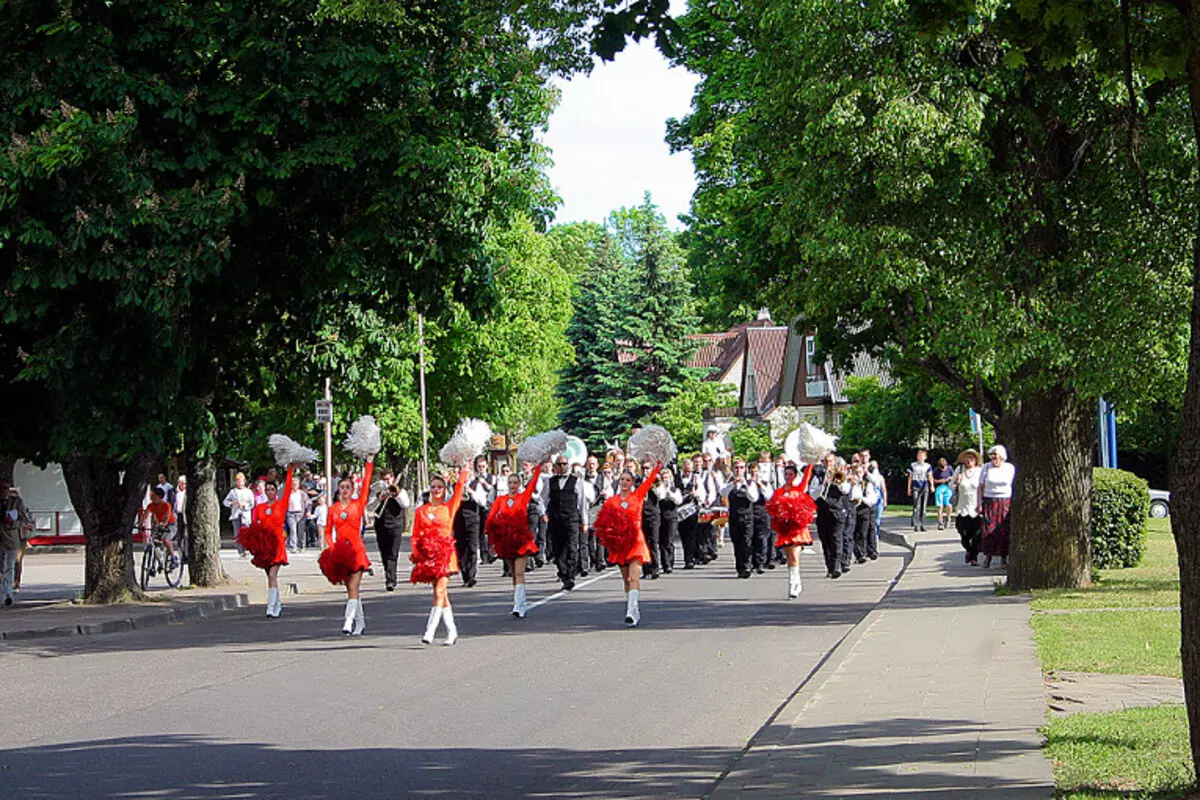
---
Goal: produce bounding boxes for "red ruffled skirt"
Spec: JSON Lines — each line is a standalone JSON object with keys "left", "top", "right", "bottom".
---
{"left": 768, "top": 491, "right": 817, "bottom": 547}
{"left": 595, "top": 504, "right": 650, "bottom": 566}
{"left": 486, "top": 512, "right": 538, "bottom": 561}
{"left": 318, "top": 535, "right": 370, "bottom": 585}
{"left": 410, "top": 531, "right": 459, "bottom": 584}
{"left": 240, "top": 520, "right": 288, "bottom": 571}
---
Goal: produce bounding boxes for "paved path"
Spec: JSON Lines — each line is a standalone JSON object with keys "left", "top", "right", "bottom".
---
{"left": 711, "top": 532, "right": 1054, "bottom": 799}
{"left": 1046, "top": 670, "right": 1184, "bottom": 716}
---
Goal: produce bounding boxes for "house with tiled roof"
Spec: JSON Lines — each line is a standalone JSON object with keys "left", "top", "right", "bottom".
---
{"left": 691, "top": 310, "right": 890, "bottom": 432}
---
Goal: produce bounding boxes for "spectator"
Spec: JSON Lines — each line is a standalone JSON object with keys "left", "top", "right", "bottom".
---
{"left": 286, "top": 475, "right": 311, "bottom": 553}
{"left": 866, "top": 460, "right": 887, "bottom": 535}
{"left": 253, "top": 479, "right": 268, "bottom": 507}
{"left": 174, "top": 476, "right": 188, "bottom": 552}
{"left": 1, "top": 478, "right": 33, "bottom": 604}
{"left": 931, "top": 457, "right": 955, "bottom": 530}
{"left": 702, "top": 427, "right": 730, "bottom": 461}
{"left": 141, "top": 485, "right": 179, "bottom": 566}
{"left": 223, "top": 472, "right": 255, "bottom": 557}
{"left": 954, "top": 450, "right": 983, "bottom": 565}
{"left": 977, "top": 445, "right": 1016, "bottom": 569}
{"left": 907, "top": 449, "right": 933, "bottom": 532}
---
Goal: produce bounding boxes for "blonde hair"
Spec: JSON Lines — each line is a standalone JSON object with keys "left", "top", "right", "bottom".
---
{"left": 234, "top": 472, "right": 245, "bottom": 482}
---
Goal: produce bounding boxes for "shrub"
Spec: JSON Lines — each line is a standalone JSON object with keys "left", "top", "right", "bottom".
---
{"left": 1091, "top": 468, "right": 1150, "bottom": 569}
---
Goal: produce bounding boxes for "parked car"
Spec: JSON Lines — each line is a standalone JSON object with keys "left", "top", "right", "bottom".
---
{"left": 1149, "top": 489, "right": 1171, "bottom": 519}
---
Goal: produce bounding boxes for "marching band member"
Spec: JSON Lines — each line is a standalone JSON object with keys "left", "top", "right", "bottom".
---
{"left": 640, "top": 459, "right": 662, "bottom": 580}
{"left": 455, "top": 456, "right": 495, "bottom": 588}
{"left": 411, "top": 468, "right": 470, "bottom": 644}
{"left": 485, "top": 465, "right": 543, "bottom": 617}
{"left": 239, "top": 464, "right": 296, "bottom": 618}
{"left": 594, "top": 462, "right": 661, "bottom": 627}
{"left": 656, "top": 468, "right": 683, "bottom": 574}
{"left": 677, "top": 458, "right": 702, "bottom": 569}
{"left": 721, "top": 459, "right": 759, "bottom": 579}
{"left": 749, "top": 461, "right": 774, "bottom": 572}
{"left": 767, "top": 463, "right": 817, "bottom": 598}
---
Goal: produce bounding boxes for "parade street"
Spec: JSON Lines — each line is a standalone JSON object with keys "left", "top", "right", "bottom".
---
{"left": 0, "top": 529, "right": 1052, "bottom": 799}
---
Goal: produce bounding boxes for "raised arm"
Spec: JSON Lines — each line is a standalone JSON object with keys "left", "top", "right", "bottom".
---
{"left": 447, "top": 467, "right": 470, "bottom": 519}
{"left": 519, "top": 465, "right": 544, "bottom": 505}
{"left": 798, "top": 464, "right": 815, "bottom": 493}
{"left": 353, "top": 458, "right": 375, "bottom": 516}
{"left": 634, "top": 464, "right": 662, "bottom": 503}
{"left": 274, "top": 465, "right": 295, "bottom": 517}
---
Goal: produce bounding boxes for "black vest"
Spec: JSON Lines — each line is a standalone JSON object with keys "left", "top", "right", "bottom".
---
{"left": 547, "top": 475, "right": 580, "bottom": 521}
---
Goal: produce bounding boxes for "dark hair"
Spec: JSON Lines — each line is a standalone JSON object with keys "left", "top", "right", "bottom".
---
{"left": 785, "top": 464, "right": 799, "bottom": 476}
{"left": 474, "top": 456, "right": 488, "bottom": 468}
{"left": 150, "top": 486, "right": 165, "bottom": 499}
{"left": 429, "top": 473, "right": 446, "bottom": 486}
{"left": 266, "top": 480, "right": 278, "bottom": 489}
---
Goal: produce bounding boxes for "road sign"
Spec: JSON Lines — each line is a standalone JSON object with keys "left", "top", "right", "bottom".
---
{"left": 968, "top": 408, "right": 981, "bottom": 435}
{"left": 315, "top": 399, "right": 333, "bottom": 424}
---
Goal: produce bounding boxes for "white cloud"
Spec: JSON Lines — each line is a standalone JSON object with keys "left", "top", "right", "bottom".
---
{"left": 542, "top": 37, "right": 699, "bottom": 229}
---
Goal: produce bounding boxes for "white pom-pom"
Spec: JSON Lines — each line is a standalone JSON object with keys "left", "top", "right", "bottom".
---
{"left": 516, "top": 430, "right": 568, "bottom": 466}
{"left": 438, "top": 418, "right": 493, "bottom": 467}
{"left": 797, "top": 422, "right": 838, "bottom": 464}
{"left": 628, "top": 424, "right": 677, "bottom": 465}
{"left": 268, "top": 434, "right": 320, "bottom": 467}
{"left": 343, "top": 415, "right": 382, "bottom": 460}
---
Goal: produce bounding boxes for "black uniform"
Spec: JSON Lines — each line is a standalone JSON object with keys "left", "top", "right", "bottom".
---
{"left": 853, "top": 490, "right": 878, "bottom": 562}
{"left": 546, "top": 474, "right": 583, "bottom": 587}
{"left": 697, "top": 470, "right": 720, "bottom": 563}
{"left": 454, "top": 475, "right": 493, "bottom": 588}
{"left": 658, "top": 486, "right": 679, "bottom": 573}
{"left": 751, "top": 481, "right": 773, "bottom": 572}
{"left": 838, "top": 484, "right": 856, "bottom": 573}
{"left": 373, "top": 493, "right": 408, "bottom": 590}
{"left": 816, "top": 480, "right": 849, "bottom": 577}
{"left": 677, "top": 472, "right": 701, "bottom": 568}
{"left": 725, "top": 481, "right": 756, "bottom": 578}
{"left": 641, "top": 483, "right": 662, "bottom": 579}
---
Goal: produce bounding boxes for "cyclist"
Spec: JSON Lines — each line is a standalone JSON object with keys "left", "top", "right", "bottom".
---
{"left": 142, "top": 486, "right": 179, "bottom": 568}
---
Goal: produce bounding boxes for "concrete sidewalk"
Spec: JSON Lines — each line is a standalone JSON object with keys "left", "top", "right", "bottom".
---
{"left": 712, "top": 529, "right": 1053, "bottom": 799}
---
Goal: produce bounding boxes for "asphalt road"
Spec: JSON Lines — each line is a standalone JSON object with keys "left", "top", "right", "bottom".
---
{"left": 0, "top": 542, "right": 908, "bottom": 799}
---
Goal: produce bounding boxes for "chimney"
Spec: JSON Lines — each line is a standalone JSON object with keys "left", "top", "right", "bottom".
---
{"left": 756, "top": 307, "right": 772, "bottom": 323}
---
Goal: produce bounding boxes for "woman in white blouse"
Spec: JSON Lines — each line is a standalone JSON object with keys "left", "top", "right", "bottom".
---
{"left": 953, "top": 450, "right": 983, "bottom": 565}
{"left": 222, "top": 472, "right": 255, "bottom": 558}
{"left": 976, "top": 445, "right": 1016, "bottom": 569}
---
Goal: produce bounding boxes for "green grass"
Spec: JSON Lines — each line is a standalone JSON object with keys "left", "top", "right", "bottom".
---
{"left": 882, "top": 503, "right": 913, "bottom": 519}
{"left": 1043, "top": 705, "right": 1193, "bottom": 799}
{"left": 1033, "top": 609, "right": 1181, "bottom": 678}
{"left": 1034, "top": 519, "right": 1180, "bottom": 611}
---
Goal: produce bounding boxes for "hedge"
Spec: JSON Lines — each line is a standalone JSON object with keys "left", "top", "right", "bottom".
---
{"left": 1091, "top": 468, "right": 1150, "bottom": 569}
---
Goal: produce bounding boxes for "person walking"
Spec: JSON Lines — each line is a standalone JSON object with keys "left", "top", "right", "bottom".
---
{"left": 485, "top": 465, "right": 542, "bottom": 617}
{"left": 411, "top": 468, "right": 470, "bottom": 644}
{"left": 932, "top": 457, "right": 955, "bottom": 531}
{"left": 907, "top": 449, "right": 933, "bottom": 532}
{"left": 767, "top": 463, "right": 817, "bottom": 598}
{"left": 851, "top": 463, "right": 880, "bottom": 564}
{"left": 285, "top": 472, "right": 310, "bottom": 554}
{"left": 867, "top": 460, "right": 887, "bottom": 536}
{"left": 954, "top": 449, "right": 984, "bottom": 565}
{"left": 749, "top": 461, "right": 774, "bottom": 572}
{"left": 656, "top": 468, "right": 682, "bottom": 574}
{"left": 0, "top": 478, "right": 32, "bottom": 606}
{"left": 455, "top": 456, "right": 495, "bottom": 588}
{"left": 978, "top": 445, "right": 1016, "bottom": 569}
{"left": 240, "top": 463, "right": 300, "bottom": 618}
{"left": 721, "top": 459, "right": 758, "bottom": 579}
{"left": 594, "top": 462, "right": 662, "bottom": 627}
{"left": 640, "top": 459, "right": 663, "bottom": 580}
{"left": 676, "top": 458, "right": 702, "bottom": 569}
{"left": 374, "top": 483, "right": 411, "bottom": 591}
{"left": 223, "top": 473, "right": 254, "bottom": 557}
{"left": 546, "top": 454, "right": 586, "bottom": 590}
{"left": 815, "top": 461, "right": 849, "bottom": 578}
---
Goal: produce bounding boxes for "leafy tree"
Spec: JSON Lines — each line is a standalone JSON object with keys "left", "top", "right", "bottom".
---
{"left": 653, "top": 378, "right": 736, "bottom": 454}
{"left": 0, "top": 0, "right": 576, "bottom": 600}
{"left": 669, "top": 0, "right": 1192, "bottom": 592}
{"left": 838, "top": 374, "right": 985, "bottom": 455}
{"left": 728, "top": 421, "right": 774, "bottom": 463}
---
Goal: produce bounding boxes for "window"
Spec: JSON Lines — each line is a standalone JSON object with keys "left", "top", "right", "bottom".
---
{"left": 804, "top": 336, "right": 816, "bottom": 377}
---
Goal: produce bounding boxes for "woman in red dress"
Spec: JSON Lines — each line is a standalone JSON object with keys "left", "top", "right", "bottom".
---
{"left": 318, "top": 455, "right": 374, "bottom": 635}
{"left": 594, "top": 462, "right": 661, "bottom": 627}
{"left": 239, "top": 464, "right": 296, "bottom": 618}
{"left": 767, "top": 463, "right": 818, "bottom": 599}
{"left": 411, "top": 468, "right": 470, "bottom": 645}
{"left": 484, "top": 465, "right": 543, "bottom": 618}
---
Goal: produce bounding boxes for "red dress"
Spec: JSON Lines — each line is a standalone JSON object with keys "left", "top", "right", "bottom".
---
{"left": 240, "top": 466, "right": 294, "bottom": 570}
{"left": 767, "top": 465, "right": 817, "bottom": 547}
{"left": 318, "top": 459, "right": 374, "bottom": 585}
{"left": 484, "top": 465, "right": 542, "bottom": 561}
{"left": 595, "top": 465, "right": 659, "bottom": 566}
{"left": 409, "top": 469, "right": 469, "bottom": 584}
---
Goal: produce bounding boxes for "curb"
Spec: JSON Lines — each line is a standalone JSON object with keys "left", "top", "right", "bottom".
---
{"left": 709, "top": 527, "right": 921, "bottom": 798}
{"left": 1, "top": 593, "right": 250, "bottom": 642}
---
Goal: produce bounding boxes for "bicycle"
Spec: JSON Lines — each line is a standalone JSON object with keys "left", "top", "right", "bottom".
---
{"left": 140, "top": 524, "right": 185, "bottom": 590}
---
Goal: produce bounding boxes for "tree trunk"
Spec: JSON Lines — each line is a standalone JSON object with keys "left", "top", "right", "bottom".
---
{"left": 1172, "top": 3, "right": 1200, "bottom": 776}
{"left": 186, "top": 452, "right": 227, "bottom": 587}
{"left": 62, "top": 452, "right": 156, "bottom": 603}
{"left": 1000, "top": 387, "right": 1093, "bottom": 590}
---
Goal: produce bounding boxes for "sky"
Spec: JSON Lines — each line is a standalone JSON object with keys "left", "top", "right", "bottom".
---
{"left": 541, "top": 35, "right": 699, "bottom": 230}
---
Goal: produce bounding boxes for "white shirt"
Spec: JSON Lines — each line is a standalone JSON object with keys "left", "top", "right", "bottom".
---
{"left": 955, "top": 466, "right": 982, "bottom": 516}
{"left": 981, "top": 462, "right": 1016, "bottom": 499}
{"left": 174, "top": 489, "right": 187, "bottom": 514}
{"left": 314, "top": 505, "right": 328, "bottom": 529}
{"left": 288, "top": 488, "right": 306, "bottom": 513}
{"left": 702, "top": 436, "right": 729, "bottom": 459}
{"left": 223, "top": 487, "right": 255, "bottom": 524}
{"left": 909, "top": 462, "right": 933, "bottom": 484}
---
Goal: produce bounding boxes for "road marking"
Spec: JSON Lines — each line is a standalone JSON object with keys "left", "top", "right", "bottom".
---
{"left": 528, "top": 569, "right": 617, "bottom": 610}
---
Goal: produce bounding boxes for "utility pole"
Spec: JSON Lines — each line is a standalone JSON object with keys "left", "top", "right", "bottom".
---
{"left": 418, "top": 313, "right": 430, "bottom": 494}
{"left": 323, "top": 377, "right": 333, "bottom": 549}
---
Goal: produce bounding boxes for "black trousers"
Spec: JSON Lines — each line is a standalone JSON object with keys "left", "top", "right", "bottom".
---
{"left": 376, "top": 523, "right": 404, "bottom": 588}
{"left": 641, "top": 512, "right": 661, "bottom": 576}
{"left": 729, "top": 514, "right": 754, "bottom": 576}
{"left": 547, "top": 513, "right": 581, "bottom": 583}
{"left": 588, "top": 526, "right": 607, "bottom": 570}
{"left": 751, "top": 506, "right": 771, "bottom": 570}
{"left": 678, "top": 514, "right": 699, "bottom": 566}
{"left": 852, "top": 508, "right": 878, "bottom": 561}
{"left": 533, "top": 511, "right": 548, "bottom": 564}
{"left": 660, "top": 515, "right": 677, "bottom": 571}
{"left": 816, "top": 509, "right": 844, "bottom": 574}
{"left": 575, "top": 519, "right": 590, "bottom": 575}
{"left": 957, "top": 514, "right": 982, "bottom": 561}
{"left": 698, "top": 521, "right": 718, "bottom": 561}
{"left": 838, "top": 505, "right": 856, "bottom": 571}
{"left": 455, "top": 503, "right": 483, "bottom": 585}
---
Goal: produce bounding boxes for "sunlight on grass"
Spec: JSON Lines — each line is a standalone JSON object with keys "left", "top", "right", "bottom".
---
{"left": 1034, "top": 610, "right": 1181, "bottom": 678}
{"left": 1035, "top": 519, "right": 1179, "bottom": 611}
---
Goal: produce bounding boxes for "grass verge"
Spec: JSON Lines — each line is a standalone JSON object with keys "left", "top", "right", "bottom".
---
{"left": 1043, "top": 705, "right": 1193, "bottom": 799}
{"left": 1033, "top": 610, "right": 1181, "bottom": 678}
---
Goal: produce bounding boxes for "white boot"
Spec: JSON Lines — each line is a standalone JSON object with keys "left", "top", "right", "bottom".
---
{"left": 266, "top": 587, "right": 280, "bottom": 617}
{"left": 342, "top": 599, "right": 357, "bottom": 634}
{"left": 352, "top": 598, "right": 365, "bottom": 636}
{"left": 788, "top": 565, "right": 802, "bottom": 599}
{"left": 625, "top": 589, "right": 640, "bottom": 627}
{"left": 512, "top": 584, "right": 528, "bottom": 618}
{"left": 422, "top": 606, "right": 443, "bottom": 644}
{"left": 442, "top": 605, "right": 458, "bottom": 646}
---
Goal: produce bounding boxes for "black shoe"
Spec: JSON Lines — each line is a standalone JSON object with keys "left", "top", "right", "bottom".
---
{"left": 684, "top": 563, "right": 695, "bottom": 570}
{"left": 826, "top": 571, "right": 834, "bottom": 578}
{"left": 534, "top": 557, "right": 545, "bottom": 568}
{"left": 869, "top": 554, "right": 878, "bottom": 560}
{"left": 856, "top": 557, "right": 867, "bottom": 565}
{"left": 662, "top": 568, "right": 673, "bottom": 574}
{"left": 3, "top": 596, "right": 11, "bottom": 606}
{"left": 563, "top": 579, "right": 575, "bottom": 591}
{"left": 765, "top": 562, "right": 776, "bottom": 570}
{"left": 831, "top": 570, "right": 842, "bottom": 579}
{"left": 466, "top": 579, "right": 478, "bottom": 588}
{"left": 385, "top": 583, "right": 396, "bottom": 592}
{"left": 754, "top": 567, "right": 764, "bottom": 575}
{"left": 737, "top": 571, "right": 751, "bottom": 579}
{"left": 920, "top": 527, "right": 927, "bottom": 532}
